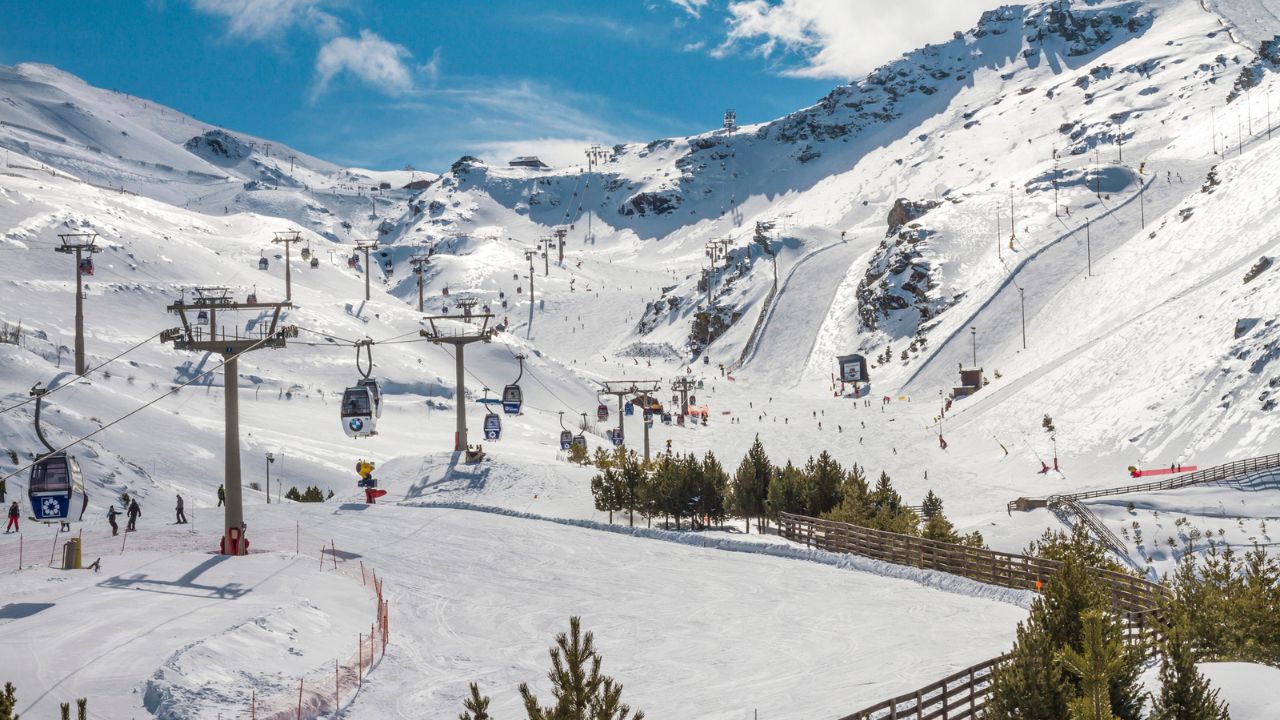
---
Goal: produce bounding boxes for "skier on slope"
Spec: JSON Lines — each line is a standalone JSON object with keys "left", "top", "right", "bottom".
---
{"left": 126, "top": 498, "right": 141, "bottom": 532}
{"left": 107, "top": 505, "right": 119, "bottom": 536}
{"left": 5, "top": 501, "right": 18, "bottom": 533}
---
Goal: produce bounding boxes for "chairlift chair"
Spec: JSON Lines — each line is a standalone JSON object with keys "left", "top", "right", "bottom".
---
{"left": 483, "top": 409, "right": 502, "bottom": 441}
{"left": 558, "top": 412, "right": 572, "bottom": 450}
{"left": 78, "top": 258, "right": 95, "bottom": 276}
{"left": 300, "top": 246, "right": 312, "bottom": 261}
{"left": 258, "top": 257, "right": 269, "bottom": 271}
{"left": 341, "top": 342, "right": 381, "bottom": 438}
{"left": 310, "top": 257, "right": 320, "bottom": 269}
{"left": 348, "top": 254, "right": 359, "bottom": 269}
{"left": 26, "top": 384, "right": 88, "bottom": 525}
{"left": 340, "top": 385, "right": 377, "bottom": 438}
{"left": 596, "top": 403, "right": 609, "bottom": 421}
{"left": 502, "top": 355, "right": 525, "bottom": 415}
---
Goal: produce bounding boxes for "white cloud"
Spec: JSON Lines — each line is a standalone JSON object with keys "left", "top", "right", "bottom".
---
{"left": 717, "top": 0, "right": 999, "bottom": 79}
{"left": 189, "top": 0, "right": 340, "bottom": 40}
{"left": 669, "top": 0, "right": 710, "bottom": 18}
{"left": 313, "top": 30, "right": 416, "bottom": 99}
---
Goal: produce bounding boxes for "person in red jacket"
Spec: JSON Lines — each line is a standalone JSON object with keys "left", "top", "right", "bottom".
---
{"left": 5, "top": 501, "right": 19, "bottom": 533}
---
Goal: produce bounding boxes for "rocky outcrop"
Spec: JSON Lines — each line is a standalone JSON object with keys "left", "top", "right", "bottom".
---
{"left": 858, "top": 210, "right": 957, "bottom": 334}
{"left": 1229, "top": 36, "right": 1280, "bottom": 103}
{"left": 886, "top": 198, "right": 941, "bottom": 237}
{"left": 183, "top": 130, "right": 250, "bottom": 162}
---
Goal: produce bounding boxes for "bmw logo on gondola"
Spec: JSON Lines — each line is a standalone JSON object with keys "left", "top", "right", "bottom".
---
{"left": 349, "top": 418, "right": 365, "bottom": 432}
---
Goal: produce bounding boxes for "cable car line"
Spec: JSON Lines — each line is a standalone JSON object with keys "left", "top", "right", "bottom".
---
{"left": 0, "top": 330, "right": 164, "bottom": 415}
{"left": 0, "top": 334, "right": 274, "bottom": 485}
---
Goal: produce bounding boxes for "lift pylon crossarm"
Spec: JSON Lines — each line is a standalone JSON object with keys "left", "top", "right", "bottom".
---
{"left": 158, "top": 296, "right": 294, "bottom": 557}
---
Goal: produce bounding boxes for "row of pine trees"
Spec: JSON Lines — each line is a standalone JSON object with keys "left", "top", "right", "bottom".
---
{"left": 589, "top": 436, "right": 983, "bottom": 546}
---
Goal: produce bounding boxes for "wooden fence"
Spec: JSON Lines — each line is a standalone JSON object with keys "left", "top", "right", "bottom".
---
{"left": 837, "top": 655, "right": 1005, "bottom": 720}
{"left": 778, "top": 513, "right": 1164, "bottom": 615}
{"left": 778, "top": 512, "right": 1166, "bottom": 720}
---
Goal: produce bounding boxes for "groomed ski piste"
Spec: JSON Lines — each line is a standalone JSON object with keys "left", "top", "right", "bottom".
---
{"left": 3, "top": 0, "right": 1280, "bottom": 716}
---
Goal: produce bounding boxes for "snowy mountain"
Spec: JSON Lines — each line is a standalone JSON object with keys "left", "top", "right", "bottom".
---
{"left": 2, "top": 0, "right": 1280, "bottom": 716}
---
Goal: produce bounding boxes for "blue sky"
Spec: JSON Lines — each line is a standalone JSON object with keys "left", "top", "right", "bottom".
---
{"left": 2, "top": 0, "right": 998, "bottom": 170}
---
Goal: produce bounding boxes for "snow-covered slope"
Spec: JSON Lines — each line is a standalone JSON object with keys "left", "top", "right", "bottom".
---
{"left": 4, "top": 0, "right": 1280, "bottom": 716}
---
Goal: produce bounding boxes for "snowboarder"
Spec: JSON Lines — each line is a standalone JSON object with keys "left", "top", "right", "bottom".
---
{"left": 126, "top": 499, "right": 141, "bottom": 532}
{"left": 5, "top": 501, "right": 18, "bottom": 533}
{"left": 175, "top": 494, "right": 187, "bottom": 524}
{"left": 107, "top": 505, "right": 119, "bottom": 536}
{"left": 217, "top": 484, "right": 225, "bottom": 507}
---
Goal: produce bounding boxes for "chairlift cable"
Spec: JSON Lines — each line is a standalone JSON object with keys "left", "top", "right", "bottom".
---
{"left": 0, "top": 330, "right": 164, "bottom": 415}
{"left": 0, "top": 335, "right": 274, "bottom": 485}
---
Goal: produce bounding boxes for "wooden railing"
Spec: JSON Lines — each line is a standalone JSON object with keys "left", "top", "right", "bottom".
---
{"left": 838, "top": 655, "right": 1005, "bottom": 720}
{"left": 779, "top": 512, "right": 1166, "bottom": 720}
{"left": 778, "top": 513, "right": 1164, "bottom": 615}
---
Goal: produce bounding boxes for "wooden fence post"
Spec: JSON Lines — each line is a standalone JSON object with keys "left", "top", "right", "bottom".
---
{"left": 296, "top": 678, "right": 303, "bottom": 720}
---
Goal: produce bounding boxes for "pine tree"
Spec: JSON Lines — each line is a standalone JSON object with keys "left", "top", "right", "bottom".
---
{"left": 567, "top": 441, "right": 590, "bottom": 466}
{"left": 1058, "top": 610, "right": 1125, "bottom": 720}
{"left": 920, "top": 489, "right": 943, "bottom": 519}
{"left": 803, "top": 451, "right": 844, "bottom": 516}
{"left": 459, "top": 682, "right": 492, "bottom": 720}
{"left": 730, "top": 436, "right": 771, "bottom": 533}
{"left": 921, "top": 512, "right": 961, "bottom": 543}
{"left": 76, "top": 699, "right": 85, "bottom": 720}
{"left": 695, "top": 451, "right": 728, "bottom": 529}
{"left": 617, "top": 450, "right": 647, "bottom": 528}
{"left": 823, "top": 465, "right": 870, "bottom": 525}
{"left": 1149, "top": 616, "right": 1229, "bottom": 720}
{"left": 519, "top": 617, "right": 643, "bottom": 720}
{"left": 590, "top": 466, "right": 624, "bottom": 524}
{"left": 766, "top": 461, "right": 806, "bottom": 520}
{"left": 0, "top": 682, "right": 16, "bottom": 720}
{"left": 986, "top": 555, "right": 1146, "bottom": 720}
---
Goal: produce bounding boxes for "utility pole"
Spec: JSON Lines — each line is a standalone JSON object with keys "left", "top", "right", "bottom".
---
{"left": 524, "top": 248, "right": 538, "bottom": 305}
{"left": 671, "top": 377, "right": 696, "bottom": 416}
{"left": 265, "top": 452, "right": 274, "bottom": 504}
{"left": 410, "top": 255, "right": 430, "bottom": 312}
{"left": 1085, "top": 216, "right": 1092, "bottom": 277}
{"left": 1008, "top": 182, "right": 1017, "bottom": 248}
{"left": 584, "top": 145, "right": 609, "bottom": 244}
{"left": 970, "top": 326, "right": 977, "bottom": 367}
{"left": 1018, "top": 287, "right": 1026, "bottom": 350}
{"left": 161, "top": 287, "right": 296, "bottom": 555}
{"left": 355, "top": 239, "right": 379, "bottom": 301}
{"left": 287, "top": 155, "right": 297, "bottom": 173}
{"left": 1138, "top": 163, "right": 1146, "bottom": 229}
{"left": 55, "top": 233, "right": 102, "bottom": 375}
{"left": 271, "top": 230, "right": 302, "bottom": 303}
{"left": 553, "top": 227, "right": 567, "bottom": 264}
{"left": 538, "top": 236, "right": 554, "bottom": 276}
{"left": 600, "top": 380, "right": 662, "bottom": 460}
{"left": 996, "top": 205, "right": 1002, "bottom": 260}
{"left": 420, "top": 311, "right": 494, "bottom": 454}
{"left": 1052, "top": 148, "right": 1060, "bottom": 217}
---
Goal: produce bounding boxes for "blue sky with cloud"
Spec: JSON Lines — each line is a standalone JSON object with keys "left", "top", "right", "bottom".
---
{"left": 2, "top": 0, "right": 998, "bottom": 170}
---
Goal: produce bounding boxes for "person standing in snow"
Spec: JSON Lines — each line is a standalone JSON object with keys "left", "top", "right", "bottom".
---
{"left": 5, "top": 501, "right": 18, "bottom": 533}
{"left": 126, "top": 498, "right": 141, "bottom": 532}
{"left": 175, "top": 494, "right": 186, "bottom": 525}
{"left": 0, "top": 477, "right": 6, "bottom": 503}
{"left": 217, "top": 484, "right": 225, "bottom": 507}
{"left": 107, "top": 505, "right": 119, "bottom": 536}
